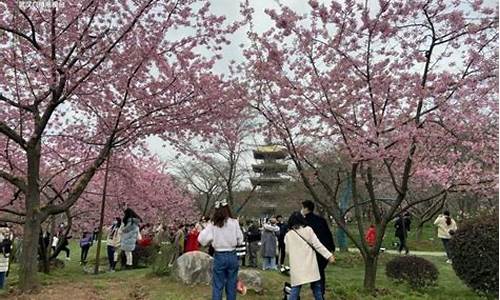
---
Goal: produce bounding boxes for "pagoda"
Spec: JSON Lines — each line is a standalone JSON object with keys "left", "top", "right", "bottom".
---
{"left": 250, "top": 144, "right": 289, "bottom": 214}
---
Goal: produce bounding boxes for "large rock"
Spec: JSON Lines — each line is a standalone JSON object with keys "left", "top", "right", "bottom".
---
{"left": 173, "top": 251, "right": 213, "bottom": 285}
{"left": 238, "top": 269, "right": 264, "bottom": 294}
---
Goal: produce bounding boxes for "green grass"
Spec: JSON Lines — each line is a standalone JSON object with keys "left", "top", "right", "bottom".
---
{"left": 326, "top": 253, "right": 482, "bottom": 300}
{"left": 337, "top": 222, "right": 445, "bottom": 252}
{"left": 0, "top": 242, "right": 484, "bottom": 299}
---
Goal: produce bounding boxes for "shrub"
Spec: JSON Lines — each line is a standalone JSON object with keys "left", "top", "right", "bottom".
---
{"left": 385, "top": 256, "right": 438, "bottom": 289}
{"left": 150, "top": 243, "right": 175, "bottom": 277}
{"left": 135, "top": 243, "right": 160, "bottom": 266}
{"left": 449, "top": 214, "right": 498, "bottom": 297}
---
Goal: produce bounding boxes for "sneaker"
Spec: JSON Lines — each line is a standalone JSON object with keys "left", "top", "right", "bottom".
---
{"left": 446, "top": 259, "right": 452, "bottom": 264}
{"left": 65, "top": 257, "right": 71, "bottom": 261}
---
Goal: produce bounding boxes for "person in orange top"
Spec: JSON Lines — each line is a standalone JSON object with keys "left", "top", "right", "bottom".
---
{"left": 365, "top": 224, "right": 376, "bottom": 247}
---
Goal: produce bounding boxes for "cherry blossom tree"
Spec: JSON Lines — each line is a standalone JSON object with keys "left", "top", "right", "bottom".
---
{"left": 243, "top": 0, "right": 498, "bottom": 290}
{"left": 0, "top": 0, "right": 242, "bottom": 290}
{"left": 173, "top": 105, "right": 256, "bottom": 210}
{"left": 70, "top": 153, "right": 199, "bottom": 230}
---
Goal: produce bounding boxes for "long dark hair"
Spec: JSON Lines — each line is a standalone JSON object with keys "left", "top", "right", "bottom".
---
{"left": 115, "top": 217, "right": 122, "bottom": 228}
{"left": 444, "top": 210, "right": 452, "bottom": 226}
{"left": 213, "top": 206, "right": 233, "bottom": 228}
{"left": 110, "top": 217, "right": 121, "bottom": 238}
{"left": 288, "top": 211, "right": 307, "bottom": 230}
{"left": 123, "top": 208, "right": 141, "bottom": 225}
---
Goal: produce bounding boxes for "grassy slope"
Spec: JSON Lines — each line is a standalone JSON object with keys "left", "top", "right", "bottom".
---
{"left": 1, "top": 241, "right": 482, "bottom": 300}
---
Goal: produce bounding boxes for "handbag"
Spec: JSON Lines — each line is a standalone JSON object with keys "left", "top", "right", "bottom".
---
{"left": 237, "top": 279, "right": 247, "bottom": 295}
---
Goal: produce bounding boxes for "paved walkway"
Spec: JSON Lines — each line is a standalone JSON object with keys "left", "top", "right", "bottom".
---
{"left": 345, "top": 248, "right": 446, "bottom": 257}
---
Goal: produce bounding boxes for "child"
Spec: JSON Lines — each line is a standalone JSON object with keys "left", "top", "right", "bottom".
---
{"left": 365, "top": 225, "right": 376, "bottom": 247}
{"left": 80, "top": 231, "right": 93, "bottom": 265}
{"left": 51, "top": 234, "right": 59, "bottom": 253}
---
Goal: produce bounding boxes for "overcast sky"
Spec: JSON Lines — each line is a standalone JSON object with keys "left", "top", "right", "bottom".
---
{"left": 148, "top": 0, "right": 498, "bottom": 180}
{"left": 148, "top": 1, "right": 336, "bottom": 168}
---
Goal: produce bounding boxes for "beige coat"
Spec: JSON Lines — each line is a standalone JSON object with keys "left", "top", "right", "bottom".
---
{"left": 434, "top": 215, "right": 457, "bottom": 239}
{"left": 106, "top": 225, "right": 121, "bottom": 248}
{"left": 285, "top": 226, "right": 332, "bottom": 287}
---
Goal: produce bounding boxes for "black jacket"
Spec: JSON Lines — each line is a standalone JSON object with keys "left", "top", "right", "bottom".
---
{"left": 277, "top": 222, "right": 288, "bottom": 244}
{"left": 246, "top": 224, "right": 261, "bottom": 243}
{"left": 394, "top": 217, "right": 411, "bottom": 238}
{"left": 304, "top": 212, "right": 335, "bottom": 268}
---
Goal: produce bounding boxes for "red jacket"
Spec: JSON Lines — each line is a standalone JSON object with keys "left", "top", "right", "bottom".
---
{"left": 184, "top": 229, "right": 200, "bottom": 252}
{"left": 365, "top": 227, "right": 376, "bottom": 247}
{"left": 138, "top": 236, "right": 152, "bottom": 247}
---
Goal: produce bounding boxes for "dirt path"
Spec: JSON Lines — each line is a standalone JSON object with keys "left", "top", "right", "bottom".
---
{"left": 4, "top": 279, "right": 153, "bottom": 300}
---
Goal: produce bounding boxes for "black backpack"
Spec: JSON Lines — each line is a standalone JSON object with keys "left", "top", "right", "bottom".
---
{"left": 0, "top": 238, "right": 12, "bottom": 257}
{"left": 246, "top": 225, "right": 261, "bottom": 242}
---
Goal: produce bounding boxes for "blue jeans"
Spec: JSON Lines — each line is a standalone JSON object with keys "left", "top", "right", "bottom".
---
{"left": 290, "top": 280, "right": 323, "bottom": 300}
{"left": 107, "top": 245, "right": 116, "bottom": 269}
{"left": 441, "top": 238, "right": 451, "bottom": 258}
{"left": 0, "top": 271, "right": 6, "bottom": 289}
{"left": 263, "top": 256, "right": 277, "bottom": 270}
{"left": 212, "top": 251, "right": 239, "bottom": 300}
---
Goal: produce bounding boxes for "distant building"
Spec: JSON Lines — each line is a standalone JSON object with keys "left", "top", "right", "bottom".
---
{"left": 250, "top": 144, "right": 289, "bottom": 216}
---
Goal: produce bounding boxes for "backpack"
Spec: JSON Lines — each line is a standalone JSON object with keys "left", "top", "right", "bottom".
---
{"left": 246, "top": 225, "right": 261, "bottom": 242}
{"left": 0, "top": 238, "right": 12, "bottom": 257}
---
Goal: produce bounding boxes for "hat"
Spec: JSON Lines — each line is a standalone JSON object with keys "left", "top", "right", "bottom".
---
{"left": 214, "top": 199, "right": 228, "bottom": 209}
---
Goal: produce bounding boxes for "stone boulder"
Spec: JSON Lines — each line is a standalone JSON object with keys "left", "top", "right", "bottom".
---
{"left": 238, "top": 269, "right": 264, "bottom": 294}
{"left": 173, "top": 251, "right": 213, "bottom": 285}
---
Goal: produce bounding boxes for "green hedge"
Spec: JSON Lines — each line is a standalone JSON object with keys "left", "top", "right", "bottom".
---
{"left": 449, "top": 214, "right": 498, "bottom": 297}
{"left": 386, "top": 255, "right": 438, "bottom": 289}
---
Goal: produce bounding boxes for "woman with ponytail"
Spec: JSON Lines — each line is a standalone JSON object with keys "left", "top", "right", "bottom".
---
{"left": 198, "top": 199, "right": 243, "bottom": 300}
{"left": 434, "top": 211, "right": 457, "bottom": 264}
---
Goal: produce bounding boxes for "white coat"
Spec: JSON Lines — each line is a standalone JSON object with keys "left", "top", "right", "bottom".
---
{"left": 0, "top": 255, "right": 8, "bottom": 273}
{"left": 434, "top": 215, "right": 457, "bottom": 239}
{"left": 285, "top": 226, "right": 332, "bottom": 287}
{"left": 0, "top": 228, "right": 10, "bottom": 273}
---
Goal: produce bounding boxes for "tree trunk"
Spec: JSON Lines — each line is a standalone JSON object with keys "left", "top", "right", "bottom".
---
{"left": 19, "top": 212, "right": 41, "bottom": 291}
{"left": 363, "top": 254, "right": 378, "bottom": 291}
{"left": 202, "top": 194, "right": 211, "bottom": 217}
{"left": 335, "top": 227, "right": 349, "bottom": 252}
{"left": 415, "top": 223, "right": 424, "bottom": 241}
{"left": 94, "top": 156, "right": 111, "bottom": 274}
{"left": 19, "top": 142, "right": 42, "bottom": 291}
{"left": 39, "top": 229, "right": 50, "bottom": 274}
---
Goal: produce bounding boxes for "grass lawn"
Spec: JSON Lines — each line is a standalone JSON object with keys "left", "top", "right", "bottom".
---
{"left": 337, "top": 222, "right": 446, "bottom": 252}
{"left": 0, "top": 241, "right": 483, "bottom": 300}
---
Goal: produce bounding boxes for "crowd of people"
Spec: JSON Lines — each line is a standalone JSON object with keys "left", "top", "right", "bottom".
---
{"left": 0, "top": 200, "right": 459, "bottom": 297}
{"left": 194, "top": 199, "right": 336, "bottom": 300}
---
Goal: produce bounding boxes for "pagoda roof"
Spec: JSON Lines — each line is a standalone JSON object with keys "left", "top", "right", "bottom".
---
{"left": 253, "top": 145, "right": 288, "bottom": 159}
{"left": 250, "top": 177, "right": 289, "bottom": 186}
{"left": 252, "top": 162, "right": 288, "bottom": 173}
